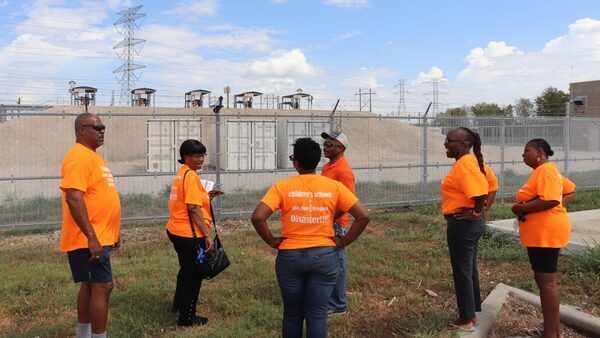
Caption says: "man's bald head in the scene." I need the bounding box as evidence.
[74,113,97,131]
[74,113,104,151]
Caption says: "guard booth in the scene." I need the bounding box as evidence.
[71,86,97,106]
[234,91,263,109]
[185,89,211,108]
[281,89,312,110]
[131,88,156,107]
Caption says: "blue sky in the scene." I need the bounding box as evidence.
[1,0,600,113]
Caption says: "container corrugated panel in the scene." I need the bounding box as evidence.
[147,119,202,172]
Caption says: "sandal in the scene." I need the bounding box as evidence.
[447,322,475,331]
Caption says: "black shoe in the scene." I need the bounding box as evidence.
[178,315,209,326]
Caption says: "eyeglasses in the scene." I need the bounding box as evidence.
[81,124,106,131]
[323,142,341,148]
[444,137,462,144]
[191,154,207,159]
[289,155,295,161]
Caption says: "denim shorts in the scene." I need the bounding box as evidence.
[67,246,113,283]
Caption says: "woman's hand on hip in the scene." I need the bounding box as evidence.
[454,208,481,221]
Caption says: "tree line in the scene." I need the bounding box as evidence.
[439,87,570,118]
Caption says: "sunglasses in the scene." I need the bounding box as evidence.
[444,137,462,144]
[82,124,106,131]
[323,142,341,148]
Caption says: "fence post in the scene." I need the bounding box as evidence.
[564,102,570,175]
[500,118,506,200]
[421,116,428,203]
[213,98,223,224]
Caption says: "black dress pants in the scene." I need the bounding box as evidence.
[167,230,206,324]
[445,215,484,319]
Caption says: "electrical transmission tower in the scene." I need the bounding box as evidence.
[113,5,146,106]
[355,88,376,112]
[394,79,407,116]
[423,76,447,117]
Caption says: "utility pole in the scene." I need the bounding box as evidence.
[355,88,376,112]
[113,5,146,106]
[394,79,407,116]
[423,76,447,117]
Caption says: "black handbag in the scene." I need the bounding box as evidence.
[183,170,230,280]
[197,205,230,280]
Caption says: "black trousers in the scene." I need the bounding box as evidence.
[167,230,206,323]
[445,215,484,319]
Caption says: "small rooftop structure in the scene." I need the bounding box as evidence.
[185,89,212,108]
[281,89,312,110]
[234,91,263,109]
[131,88,156,107]
[71,86,97,106]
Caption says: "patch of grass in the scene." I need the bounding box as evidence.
[1,204,599,337]
[479,231,524,261]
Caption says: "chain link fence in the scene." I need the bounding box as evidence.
[1,108,599,228]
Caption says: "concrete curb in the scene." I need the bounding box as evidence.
[461,283,600,337]
[486,223,590,254]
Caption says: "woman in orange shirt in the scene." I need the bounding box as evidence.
[441,127,489,330]
[511,139,576,338]
[166,139,222,327]
[251,138,370,338]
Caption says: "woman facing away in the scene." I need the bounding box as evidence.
[251,137,370,338]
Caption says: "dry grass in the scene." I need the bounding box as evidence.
[490,295,589,337]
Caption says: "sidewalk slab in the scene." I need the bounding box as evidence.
[487,209,600,253]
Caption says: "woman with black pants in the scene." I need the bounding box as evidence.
[441,127,489,330]
[511,139,575,338]
[166,139,222,326]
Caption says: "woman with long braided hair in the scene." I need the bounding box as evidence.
[441,127,489,330]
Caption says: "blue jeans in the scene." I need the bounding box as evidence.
[328,223,347,311]
[276,246,341,338]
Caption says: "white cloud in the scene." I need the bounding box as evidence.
[272,0,288,3]
[163,0,218,21]
[332,30,361,41]
[447,18,600,105]
[340,67,392,89]
[248,49,318,78]
[0,1,9,8]
[324,0,368,8]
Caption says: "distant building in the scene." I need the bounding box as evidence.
[569,80,600,117]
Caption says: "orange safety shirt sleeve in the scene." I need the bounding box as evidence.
[484,165,499,192]
[536,165,562,202]
[563,176,576,195]
[459,160,488,199]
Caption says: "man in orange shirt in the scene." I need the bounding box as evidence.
[60,113,121,338]
[321,131,354,315]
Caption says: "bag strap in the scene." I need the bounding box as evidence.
[183,169,219,239]
[209,201,220,236]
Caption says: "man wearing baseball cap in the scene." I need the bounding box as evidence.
[321,130,354,315]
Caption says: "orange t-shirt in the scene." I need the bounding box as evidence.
[60,143,121,252]
[484,164,499,192]
[261,174,359,250]
[516,162,575,248]
[166,165,212,238]
[321,155,355,227]
[441,154,489,214]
